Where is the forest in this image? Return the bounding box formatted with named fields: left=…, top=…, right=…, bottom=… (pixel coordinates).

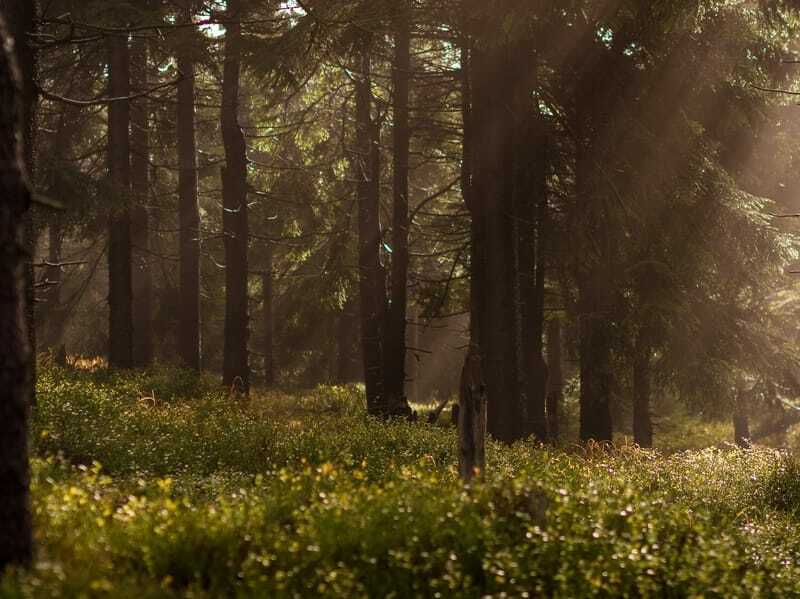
left=5, top=0, right=800, bottom=596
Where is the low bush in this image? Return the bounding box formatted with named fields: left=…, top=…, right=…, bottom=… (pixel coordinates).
left=2, top=366, right=799, bottom=597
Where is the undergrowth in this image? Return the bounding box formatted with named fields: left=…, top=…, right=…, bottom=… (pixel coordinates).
left=2, top=365, right=800, bottom=597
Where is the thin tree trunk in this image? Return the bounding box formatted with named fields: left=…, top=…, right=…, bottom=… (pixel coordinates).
left=177, top=16, right=202, bottom=371
left=545, top=317, right=563, bottom=440
left=130, top=29, right=153, bottom=367
left=221, top=0, right=250, bottom=390
left=42, top=222, right=65, bottom=350
left=384, top=3, right=412, bottom=418
left=262, top=244, right=275, bottom=386
left=0, top=13, right=34, bottom=567
left=632, top=325, right=654, bottom=448
left=354, top=35, right=386, bottom=416
left=107, top=33, right=134, bottom=369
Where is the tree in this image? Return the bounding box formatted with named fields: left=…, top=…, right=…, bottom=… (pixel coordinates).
left=131, top=8, right=154, bottom=367
left=0, top=11, right=33, bottom=569
left=383, top=1, right=413, bottom=417
left=107, top=30, right=134, bottom=369
left=177, top=4, right=202, bottom=371
left=221, top=0, right=250, bottom=390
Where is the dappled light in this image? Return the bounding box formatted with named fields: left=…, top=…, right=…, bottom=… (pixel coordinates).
left=3, top=0, right=800, bottom=595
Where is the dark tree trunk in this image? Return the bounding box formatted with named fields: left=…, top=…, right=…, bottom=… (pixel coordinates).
left=221, top=0, right=250, bottom=391
left=383, top=4, right=413, bottom=418
left=2, top=0, right=38, bottom=401
left=177, top=19, right=202, bottom=371
left=0, top=13, right=34, bottom=568
left=107, top=33, right=134, bottom=369
left=354, top=36, right=387, bottom=416
left=130, top=29, right=153, bottom=367
left=262, top=244, right=274, bottom=386
left=632, top=325, right=654, bottom=448
left=575, top=91, right=613, bottom=444
left=517, top=114, right=549, bottom=442
left=459, top=346, right=486, bottom=481
left=469, top=34, right=525, bottom=444
left=545, top=317, right=563, bottom=441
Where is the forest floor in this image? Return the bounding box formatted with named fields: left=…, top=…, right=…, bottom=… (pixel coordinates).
left=2, top=366, right=800, bottom=597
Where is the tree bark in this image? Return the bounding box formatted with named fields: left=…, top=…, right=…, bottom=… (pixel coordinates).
left=107, top=33, right=134, bottom=369
left=221, top=0, right=250, bottom=390
left=383, top=3, right=413, bottom=418
left=177, top=15, right=202, bottom=371
left=354, top=35, right=387, bottom=416
left=459, top=346, right=486, bottom=481
left=2, top=0, right=37, bottom=401
left=575, top=74, right=613, bottom=443
left=518, top=113, right=549, bottom=442
left=0, top=13, right=34, bottom=568
left=545, top=317, right=563, bottom=441
left=632, top=325, right=654, bottom=448
left=262, top=245, right=275, bottom=386
left=469, top=31, right=525, bottom=444
left=130, top=27, right=153, bottom=367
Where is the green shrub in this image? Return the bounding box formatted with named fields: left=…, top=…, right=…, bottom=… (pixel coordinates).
left=3, top=367, right=800, bottom=597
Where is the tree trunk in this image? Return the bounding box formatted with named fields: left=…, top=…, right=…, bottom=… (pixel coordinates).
left=107, top=33, right=134, bottom=369
left=262, top=245, right=275, bottom=386
left=354, top=36, right=387, bottom=416
left=0, top=13, right=34, bottom=568
left=545, top=317, right=563, bottom=441
left=469, top=35, right=524, bottom=443
left=383, top=4, right=413, bottom=418
left=575, top=86, right=613, bottom=443
left=130, top=29, right=153, bottom=368
left=221, top=0, right=250, bottom=391
left=518, top=114, right=549, bottom=442
left=2, top=0, right=38, bottom=401
left=459, top=346, right=486, bottom=481
left=177, top=18, right=202, bottom=371
left=632, top=325, right=654, bottom=448
left=42, top=222, right=66, bottom=350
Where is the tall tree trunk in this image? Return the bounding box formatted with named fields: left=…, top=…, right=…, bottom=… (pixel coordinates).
left=130, top=28, right=153, bottom=367
left=177, top=16, right=202, bottom=371
left=354, top=35, right=386, bottom=416
left=518, top=113, right=549, bottom=442
left=262, top=243, right=274, bottom=386
left=221, top=0, right=250, bottom=390
left=632, top=325, right=654, bottom=447
left=384, top=4, right=412, bottom=418
left=545, top=317, right=563, bottom=441
left=0, top=13, right=34, bottom=568
left=575, top=93, right=613, bottom=444
left=107, top=33, right=134, bottom=369
left=2, top=0, right=38, bottom=401
left=469, top=34, right=525, bottom=444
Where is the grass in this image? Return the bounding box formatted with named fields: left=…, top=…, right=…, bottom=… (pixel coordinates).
left=2, top=365, right=800, bottom=597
